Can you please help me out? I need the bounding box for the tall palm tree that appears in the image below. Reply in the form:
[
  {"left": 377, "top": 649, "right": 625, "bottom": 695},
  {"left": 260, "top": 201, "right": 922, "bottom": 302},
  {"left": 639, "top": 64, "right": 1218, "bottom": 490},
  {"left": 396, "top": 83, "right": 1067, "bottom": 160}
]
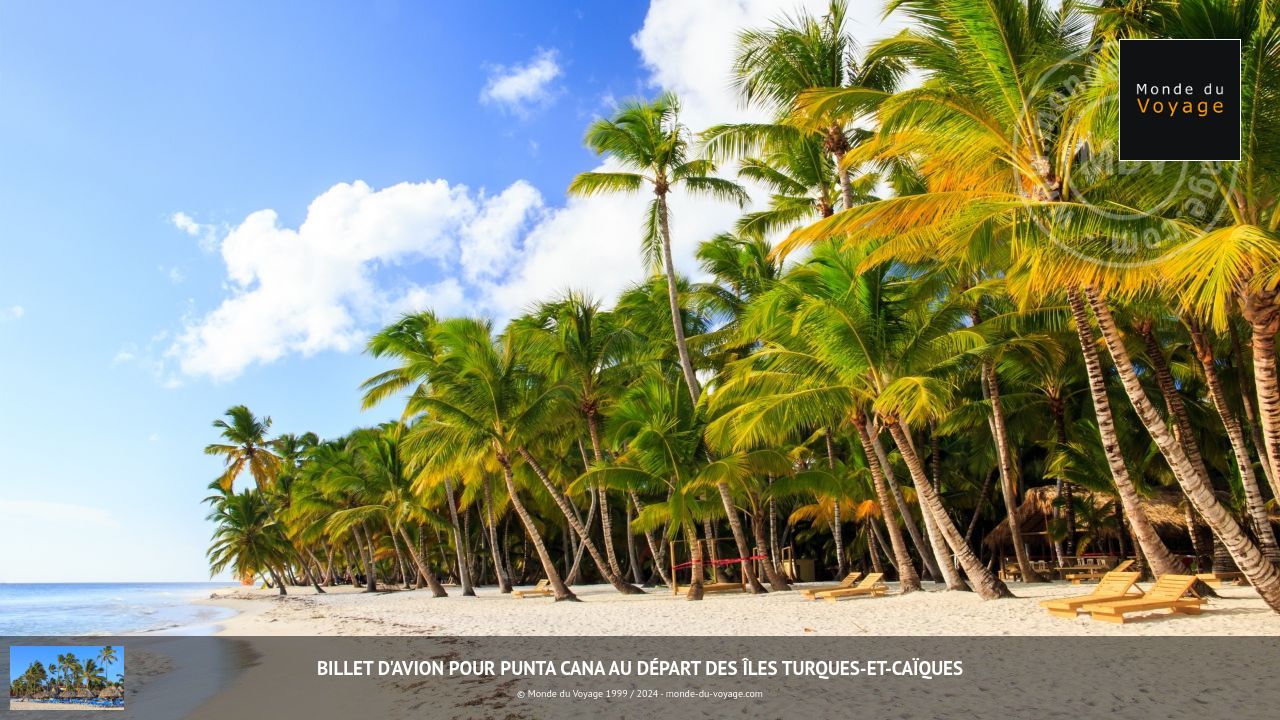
[
  {"left": 569, "top": 114, "right": 766, "bottom": 590},
  {"left": 569, "top": 92, "right": 748, "bottom": 401}
]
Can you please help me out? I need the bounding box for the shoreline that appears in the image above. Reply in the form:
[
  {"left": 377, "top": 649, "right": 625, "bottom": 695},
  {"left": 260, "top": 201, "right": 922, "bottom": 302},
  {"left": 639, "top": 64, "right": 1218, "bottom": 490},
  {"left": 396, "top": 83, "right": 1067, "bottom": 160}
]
[{"left": 193, "top": 580, "right": 1280, "bottom": 637}]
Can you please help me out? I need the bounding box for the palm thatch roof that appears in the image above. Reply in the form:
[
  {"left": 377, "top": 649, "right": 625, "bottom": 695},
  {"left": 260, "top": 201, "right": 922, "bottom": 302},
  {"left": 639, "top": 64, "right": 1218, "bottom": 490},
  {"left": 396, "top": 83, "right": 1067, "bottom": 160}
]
[
  {"left": 981, "top": 485, "right": 1275, "bottom": 549},
  {"left": 98, "top": 687, "right": 123, "bottom": 699}
]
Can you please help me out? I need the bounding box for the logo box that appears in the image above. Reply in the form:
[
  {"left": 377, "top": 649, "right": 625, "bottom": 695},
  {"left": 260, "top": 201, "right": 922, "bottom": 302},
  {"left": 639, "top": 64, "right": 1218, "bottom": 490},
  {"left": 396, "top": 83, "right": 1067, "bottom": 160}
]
[{"left": 1119, "top": 38, "right": 1241, "bottom": 162}]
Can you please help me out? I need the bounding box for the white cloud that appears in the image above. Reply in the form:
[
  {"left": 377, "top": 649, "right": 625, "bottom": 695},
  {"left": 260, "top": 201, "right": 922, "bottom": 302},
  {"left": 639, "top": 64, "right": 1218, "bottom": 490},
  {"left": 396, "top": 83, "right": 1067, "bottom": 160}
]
[
  {"left": 163, "top": 1, "right": 907, "bottom": 382},
  {"left": 480, "top": 49, "right": 562, "bottom": 115},
  {"left": 170, "top": 211, "right": 220, "bottom": 252},
  {"left": 169, "top": 179, "right": 541, "bottom": 380},
  {"left": 0, "top": 304, "right": 23, "bottom": 321}
]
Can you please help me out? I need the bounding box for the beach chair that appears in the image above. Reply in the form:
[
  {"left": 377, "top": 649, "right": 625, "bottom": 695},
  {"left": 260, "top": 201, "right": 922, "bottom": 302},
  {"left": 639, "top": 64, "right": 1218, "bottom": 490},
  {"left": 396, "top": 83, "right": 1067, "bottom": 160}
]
[
  {"left": 1040, "top": 571, "right": 1143, "bottom": 618},
  {"left": 799, "top": 572, "right": 862, "bottom": 600},
  {"left": 1195, "top": 571, "right": 1245, "bottom": 587},
  {"left": 818, "top": 573, "right": 887, "bottom": 602},
  {"left": 1065, "top": 559, "right": 1135, "bottom": 584},
  {"left": 1082, "top": 574, "right": 1203, "bottom": 624},
  {"left": 512, "top": 579, "right": 555, "bottom": 598}
]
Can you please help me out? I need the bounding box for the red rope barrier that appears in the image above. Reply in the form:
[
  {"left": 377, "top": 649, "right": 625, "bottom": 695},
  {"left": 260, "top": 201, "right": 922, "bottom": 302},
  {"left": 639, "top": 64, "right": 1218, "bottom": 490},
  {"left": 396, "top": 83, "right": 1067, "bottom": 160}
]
[{"left": 671, "top": 555, "right": 767, "bottom": 571}]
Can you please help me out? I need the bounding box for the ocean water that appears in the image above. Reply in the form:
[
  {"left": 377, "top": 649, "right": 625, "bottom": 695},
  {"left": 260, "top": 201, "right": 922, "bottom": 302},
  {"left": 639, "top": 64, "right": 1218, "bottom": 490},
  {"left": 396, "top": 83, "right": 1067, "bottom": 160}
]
[{"left": 0, "top": 583, "right": 237, "bottom": 636}]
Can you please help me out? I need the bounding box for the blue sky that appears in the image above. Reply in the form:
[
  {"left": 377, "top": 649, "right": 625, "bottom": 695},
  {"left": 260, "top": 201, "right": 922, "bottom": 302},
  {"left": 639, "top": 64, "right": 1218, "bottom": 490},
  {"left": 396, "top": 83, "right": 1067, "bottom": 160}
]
[
  {"left": 0, "top": 0, "right": 897, "bottom": 581},
  {"left": 9, "top": 646, "right": 124, "bottom": 683}
]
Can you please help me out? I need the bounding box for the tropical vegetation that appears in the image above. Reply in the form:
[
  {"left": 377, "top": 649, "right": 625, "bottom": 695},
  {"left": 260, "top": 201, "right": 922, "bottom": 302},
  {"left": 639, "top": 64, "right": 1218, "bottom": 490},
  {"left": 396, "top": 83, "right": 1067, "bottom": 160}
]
[{"left": 203, "top": 0, "right": 1280, "bottom": 612}]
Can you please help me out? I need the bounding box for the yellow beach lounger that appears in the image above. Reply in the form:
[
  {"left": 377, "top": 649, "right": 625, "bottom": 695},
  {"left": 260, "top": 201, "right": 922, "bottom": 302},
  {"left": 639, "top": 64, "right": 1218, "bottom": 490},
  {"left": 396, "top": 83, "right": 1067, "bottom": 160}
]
[
  {"left": 1083, "top": 574, "right": 1203, "bottom": 624},
  {"left": 512, "top": 579, "right": 555, "bottom": 598},
  {"left": 799, "top": 572, "right": 862, "bottom": 600},
  {"left": 1065, "top": 559, "right": 1135, "bottom": 584},
  {"left": 818, "top": 573, "right": 887, "bottom": 602},
  {"left": 1040, "top": 571, "right": 1143, "bottom": 618}
]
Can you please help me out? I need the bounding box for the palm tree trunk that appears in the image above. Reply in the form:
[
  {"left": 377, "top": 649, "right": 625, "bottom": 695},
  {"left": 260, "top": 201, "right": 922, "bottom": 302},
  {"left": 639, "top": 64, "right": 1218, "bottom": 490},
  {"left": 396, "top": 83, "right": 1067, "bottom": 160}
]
[
  {"left": 629, "top": 490, "right": 672, "bottom": 586},
  {"left": 1243, "top": 291, "right": 1280, "bottom": 499},
  {"left": 867, "top": 524, "right": 884, "bottom": 574},
  {"left": 854, "top": 417, "right": 921, "bottom": 592},
  {"left": 749, "top": 490, "right": 790, "bottom": 590},
  {"left": 266, "top": 566, "right": 287, "bottom": 596},
  {"left": 965, "top": 469, "right": 995, "bottom": 547},
  {"left": 1086, "top": 289, "right": 1280, "bottom": 611},
  {"left": 1232, "top": 323, "right": 1278, "bottom": 489},
  {"left": 625, "top": 498, "right": 644, "bottom": 584},
  {"left": 356, "top": 522, "right": 378, "bottom": 592},
  {"left": 566, "top": 484, "right": 598, "bottom": 584},
  {"left": 293, "top": 545, "right": 326, "bottom": 594},
  {"left": 585, "top": 413, "right": 625, "bottom": 577},
  {"left": 984, "top": 362, "right": 1045, "bottom": 581},
  {"left": 655, "top": 192, "right": 701, "bottom": 402},
  {"left": 1049, "top": 398, "right": 1077, "bottom": 555},
  {"left": 1067, "top": 289, "right": 1186, "bottom": 577},
  {"left": 399, "top": 526, "right": 447, "bottom": 597},
  {"left": 518, "top": 448, "right": 643, "bottom": 594},
  {"left": 388, "top": 524, "right": 412, "bottom": 588},
  {"left": 441, "top": 479, "right": 475, "bottom": 596},
  {"left": 684, "top": 522, "right": 704, "bottom": 601},
  {"left": 866, "top": 420, "right": 948, "bottom": 585},
  {"left": 710, "top": 486, "right": 768, "bottom": 592},
  {"left": 481, "top": 475, "right": 512, "bottom": 592},
  {"left": 498, "top": 457, "right": 577, "bottom": 601},
  {"left": 825, "top": 431, "right": 847, "bottom": 577},
  {"left": 1187, "top": 320, "right": 1280, "bottom": 562},
  {"left": 885, "top": 421, "right": 1013, "bottom": 599},
  {"left": 702, "top": 518, "right": 726, "bottom": 583}
]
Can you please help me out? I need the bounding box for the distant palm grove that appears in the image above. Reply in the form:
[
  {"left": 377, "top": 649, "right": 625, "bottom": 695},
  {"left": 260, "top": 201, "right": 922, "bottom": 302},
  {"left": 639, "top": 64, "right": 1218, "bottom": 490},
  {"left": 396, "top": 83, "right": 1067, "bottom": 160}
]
[{"left": 204, "top": 0, "right": 1280, "bottom": 610}]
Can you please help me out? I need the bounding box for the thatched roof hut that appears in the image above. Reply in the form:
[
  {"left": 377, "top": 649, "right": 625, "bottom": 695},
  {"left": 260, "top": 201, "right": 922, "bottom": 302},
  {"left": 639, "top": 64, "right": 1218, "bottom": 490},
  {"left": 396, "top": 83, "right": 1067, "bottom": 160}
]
[
  {"left": 74, "top": 688, "right": 93, "bottom": 699},
  {"left": 58, "top": 689, "right": 77, "bottom": 700},
  {"left": 982, "top": 486, "right": 1278, "bottom": 550},
  {"left": 98, "top": 686, "right": 123, "bottom": 700}
]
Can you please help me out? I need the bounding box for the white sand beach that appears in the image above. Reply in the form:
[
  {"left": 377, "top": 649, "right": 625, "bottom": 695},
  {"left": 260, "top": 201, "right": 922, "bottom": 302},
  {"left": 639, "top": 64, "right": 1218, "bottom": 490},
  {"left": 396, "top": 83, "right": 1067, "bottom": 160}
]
[{"left": 199, "top": 581, "right": 1280, "bottom": 637}]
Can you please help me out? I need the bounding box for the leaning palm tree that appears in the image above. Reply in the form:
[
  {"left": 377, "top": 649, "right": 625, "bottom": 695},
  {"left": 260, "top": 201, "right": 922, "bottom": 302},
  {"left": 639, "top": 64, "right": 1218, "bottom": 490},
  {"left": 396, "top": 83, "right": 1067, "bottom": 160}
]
[
  {"left": 405, "top": 317, "right": 642, "bottom": 598},
  {"left": 206, "top": 488, "right": 291, "bottom": 594},
  {"left": 513, "top": 292, "right": 638, "bottom": 578}
]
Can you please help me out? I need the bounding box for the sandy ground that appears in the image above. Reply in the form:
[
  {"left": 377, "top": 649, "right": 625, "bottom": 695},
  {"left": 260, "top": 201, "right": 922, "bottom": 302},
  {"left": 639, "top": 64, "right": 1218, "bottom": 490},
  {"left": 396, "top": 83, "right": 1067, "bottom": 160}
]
[{"left": 199, "top": 580, "right": 1280, "bottom": 636}]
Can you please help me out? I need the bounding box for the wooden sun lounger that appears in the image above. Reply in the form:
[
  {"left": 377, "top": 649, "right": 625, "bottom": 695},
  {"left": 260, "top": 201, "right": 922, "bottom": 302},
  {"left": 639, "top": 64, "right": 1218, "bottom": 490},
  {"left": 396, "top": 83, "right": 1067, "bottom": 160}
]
[
  {"left": 1040, "top": 571, "right": 1143, "bottom": 619},
  {"left": 800, "top": 572, "right": 862, "bottom": 599},
  {"left": 1065, "top": 559, "right": 1134, "bottom": 584},
  {"left": 1196, "top": 571, "right": 1245, "bottom": 587},
  {"left": 1083, "top": 574, "right": 1203, "bottom": 624},
  {"left": 703, "top": 580, "right": 746, "bottom": 593},
  {"left": 818, "top": 573, "right": 887, "bottom": 602},
  {"left": 512, "top": 579, "right": 555, "bottom": 598}
]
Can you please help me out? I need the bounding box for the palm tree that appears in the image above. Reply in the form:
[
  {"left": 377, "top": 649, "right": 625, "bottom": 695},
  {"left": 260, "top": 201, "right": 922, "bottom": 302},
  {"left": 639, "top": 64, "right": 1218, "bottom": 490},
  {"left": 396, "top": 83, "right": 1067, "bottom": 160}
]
[
  {"left": 570, "top": 115, "right": 768, "bottom": 590},
  {"left": 514, "top": 292, "right": 638, "bottom": 579},
  {"left": 207, "top": 488, "right": 292, "bottom": 593},
  {"left": 569, "top": 92, "right": 748, "bottom": 401},
  {"left": 205, "top": 406, "right": 281, "bottom": 492},
  {"left": 729, "top": 0, "right": 903, "bottom": 208},
  {"left": 97, "top": 647, "right": 116, "bottom": 678}
]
